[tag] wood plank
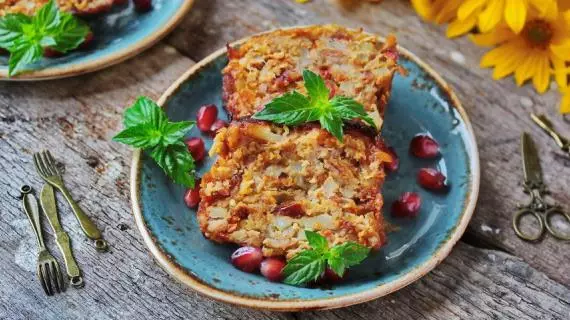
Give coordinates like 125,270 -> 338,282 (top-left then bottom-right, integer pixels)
164,0 -> 570,286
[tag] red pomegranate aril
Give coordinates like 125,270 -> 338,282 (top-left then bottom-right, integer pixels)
209,119 -> 228,136
260,258 -> 285,282
231,246 -> 263,273
418,168 -> 447,191
391,192 -> 421,218
196,104 -> 218,132
133,0 -> 152,12
410,135 -> 440,159
323,267 -> 347,283
274,203 -> 305,218
114,0 -> 128,5
384,146 -> 399,172
185,137 -> 206,162
79,31 -> 94,50
184,183 -> 201,208
43,47 -> 63,58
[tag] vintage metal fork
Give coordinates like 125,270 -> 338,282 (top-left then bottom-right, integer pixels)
33,150 -> 108,252
21,185 -> 65,296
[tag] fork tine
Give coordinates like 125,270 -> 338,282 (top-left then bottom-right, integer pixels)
37,265 -> 50,296
48,261 -> 61,294
44,151 -> 60,176
52,261 -> 65,292
40,151 -> 57,177
33,153 -> 47,177
39,264 -> 53,296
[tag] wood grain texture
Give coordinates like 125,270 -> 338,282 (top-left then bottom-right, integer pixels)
165,0 -> 570,286
1,1 -> 570,319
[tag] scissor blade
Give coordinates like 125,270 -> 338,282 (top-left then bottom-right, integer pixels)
521,132 -> 543,185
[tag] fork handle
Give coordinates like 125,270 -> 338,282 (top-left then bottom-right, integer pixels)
22,192 -> 47,250
58,187 -> 103,240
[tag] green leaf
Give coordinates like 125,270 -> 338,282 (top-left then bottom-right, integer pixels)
303,69 -> 329,106
319,113 -> 344,142
149,142 -> 196,188
283,250 -> 326,286
0,14 -> 30,49
123,96 -> 168,129
305,230 -> 328,252
8,41 -> 42,76
327,255 -> 346,277
33,0 -> 60,31
161,121 -> 195,146
112,124 -> 163,148
330,242 -> 370,267
330,96 -> 377,129
51,13 -> 89,52
253,91 -> 315,125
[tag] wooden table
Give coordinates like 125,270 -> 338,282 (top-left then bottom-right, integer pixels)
1,1 -> 569,319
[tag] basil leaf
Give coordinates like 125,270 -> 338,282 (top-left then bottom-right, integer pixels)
123,96 -> 168,129
52,14 -> 89,52
161,121 -> 195,145
149,142 -> 196,188
303,69 -> 329,106
112,124 -> 163,148
8,41 -> 42,76
283,250 -> 326,286
330,96 -> 377,129
305,230 -> 328,252
0,14 -> 30,49
330,242 -> 370,267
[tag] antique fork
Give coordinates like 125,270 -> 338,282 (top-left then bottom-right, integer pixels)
33,150 -> 108,252
21,185 -> 65,296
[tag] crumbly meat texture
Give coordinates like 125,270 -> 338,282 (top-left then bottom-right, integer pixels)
198,122 -> 391,259
222,25 -> 399,130
0,0 -> 115,16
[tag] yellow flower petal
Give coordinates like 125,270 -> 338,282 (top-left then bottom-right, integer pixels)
492,46 -> 524,79
411,0 -> 435,21
457,0 -> 486,21
505,0 -> 527,33
447,13 -> 478,38
469,27 -> 515,46
561,91 -> 570,114
515,54 -> 538,86
478,0 -> 505,33
532,55 -> 551,93
550,40 -> 570,60
434,0 -> 462,24
541,0 -> 559,21
480,41 -> 520,68
551,56 -> 569,89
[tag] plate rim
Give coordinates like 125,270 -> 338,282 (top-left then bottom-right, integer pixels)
130,26 -> 481,311
0,0 -> 194,81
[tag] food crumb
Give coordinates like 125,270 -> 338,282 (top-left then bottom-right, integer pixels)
450,51 -> 465,65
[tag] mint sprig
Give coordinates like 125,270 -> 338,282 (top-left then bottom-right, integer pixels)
0,0 -> 90,76
253,70 -> 377,142
282,230 -> 370,286
113,97 -> 196,188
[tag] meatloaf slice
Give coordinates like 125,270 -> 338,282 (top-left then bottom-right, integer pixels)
0,0 -> 115,16
222,24 -> 399,130
198,121 -> 391,259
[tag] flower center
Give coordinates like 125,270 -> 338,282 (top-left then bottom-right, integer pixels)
523,20 -> 554,49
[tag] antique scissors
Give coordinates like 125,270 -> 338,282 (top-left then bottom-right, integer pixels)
512,133 -> 570,241
530,113 -> 570,155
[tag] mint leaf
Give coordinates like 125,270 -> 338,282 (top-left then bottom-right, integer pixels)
51,13 -> 89,52
112,124 -> 163,148
305,230 -> 328,252
253,69 -> 378,141
123,97 -> 168,128
283,250 -> 326,286
8,41 -> 42,76
0,14 -> 30,49
327,255 -> 346,277
34,0 -> 60,30
330,242 -> 370,267
162,121 -> 195,145
150,142 -> 195,188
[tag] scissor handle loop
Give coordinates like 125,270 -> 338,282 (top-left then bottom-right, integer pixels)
544,208 -> 570,241
513,208 -> 544,242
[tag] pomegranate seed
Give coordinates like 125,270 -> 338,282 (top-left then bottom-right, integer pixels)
322,267 -> 347,283
231,246 -> 263,273
196,104 -> 218,132
260,258 -> 285,282
43,47 -> 63,58
114,0 -> 128,5
410,135 -> 440,159
209,119 -> 228,136
274,203 -> 305,218
418,168 -> 447,191
184,182 -> 201,208
391,192 -> 421,218
384,146 -> 399,172
185,137 -> 206,162
133,0 -> 152,12
79,31 -> 94,50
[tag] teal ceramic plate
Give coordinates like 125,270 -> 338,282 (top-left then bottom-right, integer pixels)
131,29 -> 480,311
0,0 -> 193,80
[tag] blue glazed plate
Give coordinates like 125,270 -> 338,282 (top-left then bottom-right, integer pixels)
0,0 -> 193,80
131,28 -> 480,311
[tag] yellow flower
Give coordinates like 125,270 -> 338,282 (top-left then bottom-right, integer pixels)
411,0 -> 463,24
470,5 -> 570,94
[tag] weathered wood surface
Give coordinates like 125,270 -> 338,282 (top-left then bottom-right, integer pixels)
166,0 -> 570,286
0,1 -> 569,319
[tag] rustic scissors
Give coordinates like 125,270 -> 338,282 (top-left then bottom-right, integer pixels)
512,133 -> 570,241
530,113 -> 570,155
